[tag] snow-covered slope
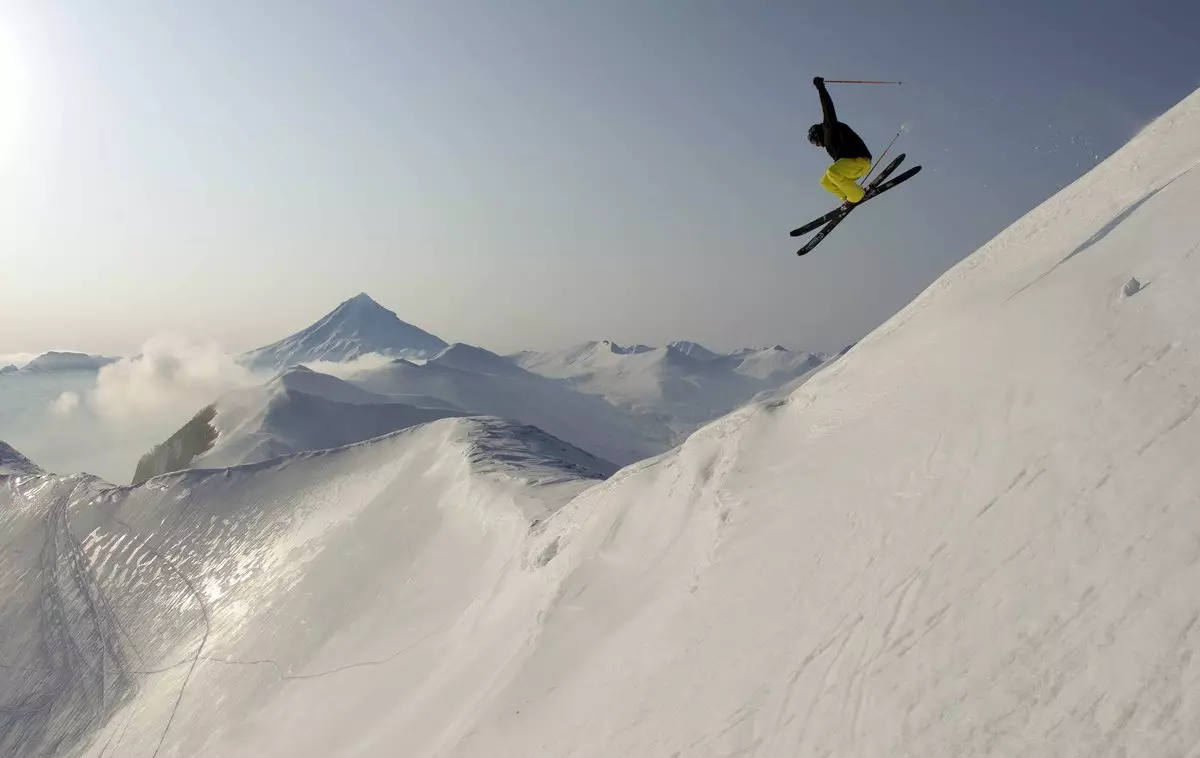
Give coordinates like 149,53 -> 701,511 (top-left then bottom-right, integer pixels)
14,351 -> 118,374
513,339 -> 826,432
3,88 -> 1200,758
133,366 -> 467,482
242,293 -> 448,371
429,342 -> 529,377
437,87 -> 1200,756
349,349 -> 672,465
0,418 -> 612,758
731,344 -> 825,380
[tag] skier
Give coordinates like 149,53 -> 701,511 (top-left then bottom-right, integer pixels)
807,77 -> 873,207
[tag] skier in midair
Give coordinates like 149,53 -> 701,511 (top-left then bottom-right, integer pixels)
807,77 -> 873,207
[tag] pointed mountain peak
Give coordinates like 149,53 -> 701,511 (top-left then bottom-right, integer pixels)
334,292 -> 389,313
0,441 -> 41,476
243,294 -> 448,372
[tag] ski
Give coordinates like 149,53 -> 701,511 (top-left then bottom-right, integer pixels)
795,164 -> 922,257
789,153 -> 907,237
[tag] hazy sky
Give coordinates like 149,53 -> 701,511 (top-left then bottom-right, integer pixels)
2,1 -> 1197,356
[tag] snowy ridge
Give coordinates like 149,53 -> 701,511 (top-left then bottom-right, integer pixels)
0,417 -> 605,758
429,342 -> 528,377
242,293 -> 448,371
133,366 -> 466,482
13,351 -> 118,374
730,344 -> 824,380
454,416 -> 617,484
667,340 -> 722,361
0,441 -> 40,476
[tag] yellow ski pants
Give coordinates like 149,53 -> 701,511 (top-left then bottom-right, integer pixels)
820,156 -> 872,203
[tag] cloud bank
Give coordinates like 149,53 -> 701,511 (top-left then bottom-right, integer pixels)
46,336 -> 257,425
302,352 -> 395,378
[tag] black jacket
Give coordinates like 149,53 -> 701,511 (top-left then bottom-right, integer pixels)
817,83 -> 871,161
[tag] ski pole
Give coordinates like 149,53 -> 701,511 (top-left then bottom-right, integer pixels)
824,79 -> 903,85
859,127 -> 903,186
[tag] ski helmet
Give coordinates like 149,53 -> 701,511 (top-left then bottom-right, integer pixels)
807,124 -> 824,147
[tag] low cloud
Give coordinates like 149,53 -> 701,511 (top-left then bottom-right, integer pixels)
302,352 -> 394,379
87,335 -> 257,423
51,391 -> 81,417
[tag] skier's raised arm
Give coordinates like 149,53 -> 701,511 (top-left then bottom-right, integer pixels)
814,77 -> 837,125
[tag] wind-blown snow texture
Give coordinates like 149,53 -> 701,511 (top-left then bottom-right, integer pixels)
242,293 -> 448,371
3,89 -> 1200,757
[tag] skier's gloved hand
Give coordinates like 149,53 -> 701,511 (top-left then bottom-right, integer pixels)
813,76 -> 825,88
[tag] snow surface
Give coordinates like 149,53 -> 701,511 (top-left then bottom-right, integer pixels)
0,418 -> 611,758
242,293 -> 448,371
3,88 -> 1200,757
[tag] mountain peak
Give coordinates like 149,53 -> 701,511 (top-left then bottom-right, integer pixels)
668,341 -> 720,361
0,441 -> 41,476
243,294 -> 448,372
431,343 -> 526,377
334,292 -> 389,313
598,340 -> 653,355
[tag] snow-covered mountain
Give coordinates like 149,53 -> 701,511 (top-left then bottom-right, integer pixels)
4,88 -> 1200,758
0,441 -> 39,475
0,417 -> 612,758
0,364 -> 17,375
512,339 -> 826,432
731,344 -> 825,380
242,293 -> 448,371
133,365 -> 467,482
667,340 -> 722,361
12,351 -> 118,374
348,345 -> 672,465
428,342 -> 530,377
138,340 -> 666,481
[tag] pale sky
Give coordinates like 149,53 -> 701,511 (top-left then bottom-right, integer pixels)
2,1 -> 1197,357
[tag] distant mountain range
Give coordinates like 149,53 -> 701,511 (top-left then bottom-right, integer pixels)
3,293 -> 828,482
511,340 -> 826,430
4,351 -> 118,375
